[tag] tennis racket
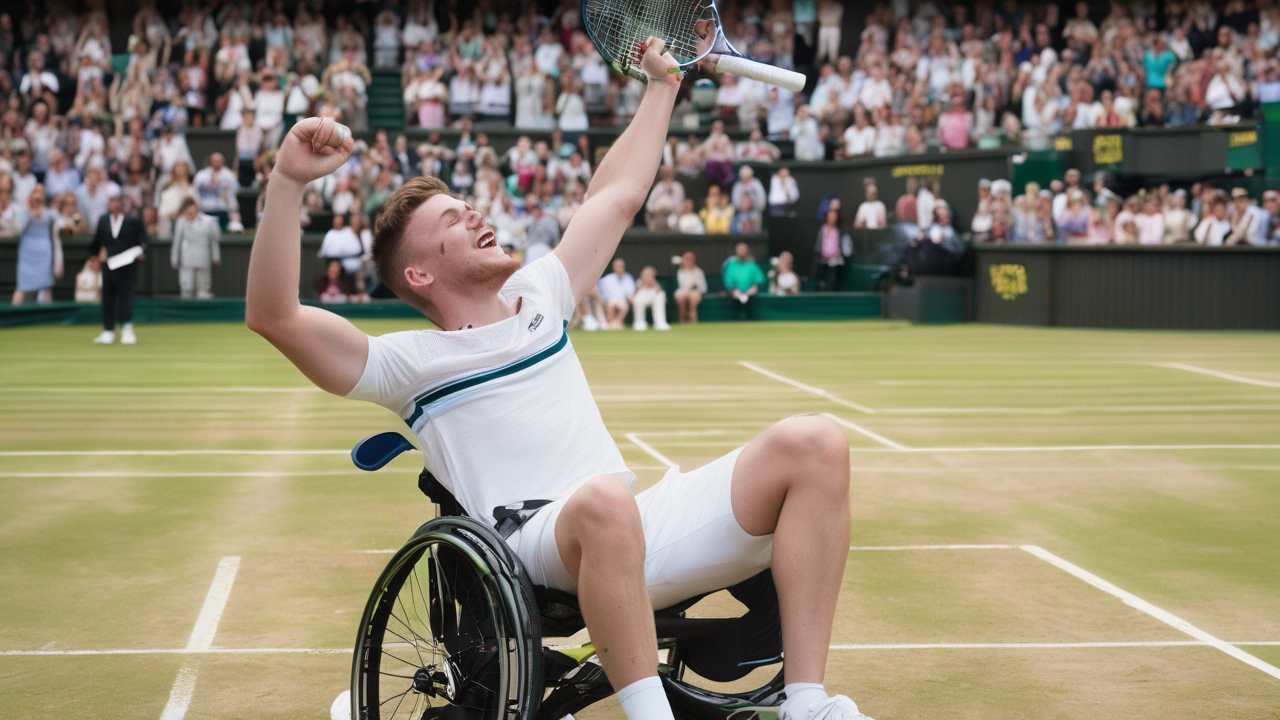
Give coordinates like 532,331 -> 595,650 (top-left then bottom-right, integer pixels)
583,0 -> 808,93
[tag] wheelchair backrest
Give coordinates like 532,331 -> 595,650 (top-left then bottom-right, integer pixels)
351,432 -> 465,517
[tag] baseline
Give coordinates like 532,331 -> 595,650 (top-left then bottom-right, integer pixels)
1156,363 -> 1280,389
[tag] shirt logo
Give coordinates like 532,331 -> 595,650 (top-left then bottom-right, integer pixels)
528,313 -> 544,332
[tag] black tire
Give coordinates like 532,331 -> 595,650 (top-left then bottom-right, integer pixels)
351,517 -> 544,720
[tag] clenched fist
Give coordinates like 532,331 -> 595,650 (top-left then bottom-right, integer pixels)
274,116 -> 356,186
639,37 -> 682,85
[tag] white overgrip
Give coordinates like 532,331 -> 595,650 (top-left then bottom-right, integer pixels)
713,54 -> 807,93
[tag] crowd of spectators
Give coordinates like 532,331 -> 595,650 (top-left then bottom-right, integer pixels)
966,169 -> 1280,245
3,0 -> 1279,308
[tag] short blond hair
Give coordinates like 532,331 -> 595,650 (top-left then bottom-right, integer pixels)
372,175 -> 451,304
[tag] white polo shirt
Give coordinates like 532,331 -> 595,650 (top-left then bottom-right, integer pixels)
346,255 -> 632,528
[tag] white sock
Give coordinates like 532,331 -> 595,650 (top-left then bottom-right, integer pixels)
781,683 -> 828,720
616,676 -> 675,720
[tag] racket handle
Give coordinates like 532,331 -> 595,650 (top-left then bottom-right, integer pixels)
713,54 -> 807,93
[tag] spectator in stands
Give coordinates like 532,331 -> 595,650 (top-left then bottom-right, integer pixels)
598,258 -> 636,330
1114,196 -> 1141,244
895,178 -> 920,244
318,213 -> 364,277
12,184 -> 61,306
194,153 -> 242,231
170,198 -> 221,299
842,107 -> 876,158
677,198 -> 705,234
701,190 -> 734,234
1136,195 -> 1166,245
815,0 -> 844,64
235,108 -> 264,186
631,266 -> 670,331
700,120 -> 736,187
646,166 -> 685,230
525,198 -> 561,264
76,165 -> 120,229
906,204 -> 965,274
674,251 -> 707,324
769,167 -> 799,216
770,251 -> 800,295
853,183 -> 887,229
1228,188 -> 1271,245
938,95 -> 974,151
1163,190 -> 1196,244
731,194 -> 763,235
1194,194 -> 1232,245
1060,191 -> 1092,244
731,166 -> 767,217
722,242 -> 766,319
45,150 -> 81,197
11,150 -> 36,206
315,258 -> 356,303
736,128 -> 781,163
791,104 -> 824,161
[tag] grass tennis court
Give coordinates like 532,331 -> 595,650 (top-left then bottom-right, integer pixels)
2,319 -> 1279,719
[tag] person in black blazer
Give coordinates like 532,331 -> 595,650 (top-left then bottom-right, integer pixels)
87,194 -> 149,344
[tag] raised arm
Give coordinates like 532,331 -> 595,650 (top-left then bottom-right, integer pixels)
555,39 -> 681,301
245,116 -> 368,396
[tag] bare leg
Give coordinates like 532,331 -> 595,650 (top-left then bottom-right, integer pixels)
729,415 -> 850,684
688,292 -> 701,323
555,475 -> 659,689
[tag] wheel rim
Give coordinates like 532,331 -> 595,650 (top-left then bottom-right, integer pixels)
359,535 -> 511,720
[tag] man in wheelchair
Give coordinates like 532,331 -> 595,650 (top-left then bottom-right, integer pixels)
246,40 -> 873,720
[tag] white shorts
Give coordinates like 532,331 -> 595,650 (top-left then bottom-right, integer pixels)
507,447 -> 774,612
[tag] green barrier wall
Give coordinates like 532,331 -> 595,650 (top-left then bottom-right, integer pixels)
975,245 -> 1280,329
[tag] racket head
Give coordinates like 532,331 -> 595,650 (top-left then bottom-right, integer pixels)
582,0 -> 723,82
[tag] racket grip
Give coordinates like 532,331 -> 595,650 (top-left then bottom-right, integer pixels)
713,55 -> 807,93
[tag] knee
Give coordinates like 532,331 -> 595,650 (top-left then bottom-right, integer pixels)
769,415 -> 850,494
561,475 -> 644,552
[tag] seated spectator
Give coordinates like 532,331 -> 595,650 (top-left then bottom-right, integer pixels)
731,194 -> 763,235
315,258 -> 357,303
842,107 -> 876,158
598,259 -> 636,330
194,153 -> 243,231
896,178 -> 921,244
701,192 -> 734,234
853,183 -> 887,229
45,151 -> 81,197
674,251 -> 707,323
525,198 -> 561,264
646,167 -> 685,230
1228,188 -> 1271,245
722,242 -> 766,319
1087,199 -> 1119,245
770,251 -> 800,295
170,198 -> 221,299
1194,194 -> 1232,245
1163,190 -> 1196,243
1060,191 -> 1092,244
1113,196 -> 1141,244
631,266 -> 670,331
1136,195 -> 1166,245
318,213 -> 364,275
811,207 -> 851,290
735,128 -> 780,163
75,165 -> 121,229
768,167 -> 799,217
904,204 -> 965,275
573,285 -> 608,331
75,255 -> 103,304
730,166 -> 766,216
938,95 -> 973,151
676,199 -> 705,234
700,120 -> 736,187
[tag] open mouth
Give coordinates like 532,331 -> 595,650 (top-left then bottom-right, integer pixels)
476,229 -> 497,249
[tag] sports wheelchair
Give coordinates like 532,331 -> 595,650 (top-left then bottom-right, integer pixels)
347,432 -> 787,720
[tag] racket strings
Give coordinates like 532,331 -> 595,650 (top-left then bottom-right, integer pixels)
584,0 -> 715,74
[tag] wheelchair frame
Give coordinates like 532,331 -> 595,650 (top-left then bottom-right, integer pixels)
347,432 -> 787,720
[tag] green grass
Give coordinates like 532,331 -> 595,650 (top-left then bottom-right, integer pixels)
1,320 -> 1279,719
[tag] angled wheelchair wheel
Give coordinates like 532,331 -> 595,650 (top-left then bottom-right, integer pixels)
351,517 -> 544,720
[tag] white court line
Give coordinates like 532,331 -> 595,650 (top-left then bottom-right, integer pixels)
1157,363 -> 1280,389
738,361 -> 877,414
0,449 -> 355,457
849,544 -> 1015,551
1022,545 -> 1280,681
821,413 -> 908,451
889,444 -> 1280,454
0,471 -> 371,479
624,433 -> 676,469
158,556 -> 241,720
8,641 -> 1280,658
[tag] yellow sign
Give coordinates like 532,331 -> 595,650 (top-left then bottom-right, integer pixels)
1229,130 -> 1257,148
891,164 -> 945,178
989,264 -> 1028,301
1093,135 -> 1123,165
1053,136 -> 1073,152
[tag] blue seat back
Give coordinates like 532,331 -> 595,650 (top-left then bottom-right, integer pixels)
351,432 -> 415,471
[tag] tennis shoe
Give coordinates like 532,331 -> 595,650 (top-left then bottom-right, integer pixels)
121,325 -> 137,345
787,694 -> 874,720
93,330 -> 114,344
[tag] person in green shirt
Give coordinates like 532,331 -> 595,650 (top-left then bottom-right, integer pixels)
1143,34 -> 1177,92
721,241 -> 766,319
